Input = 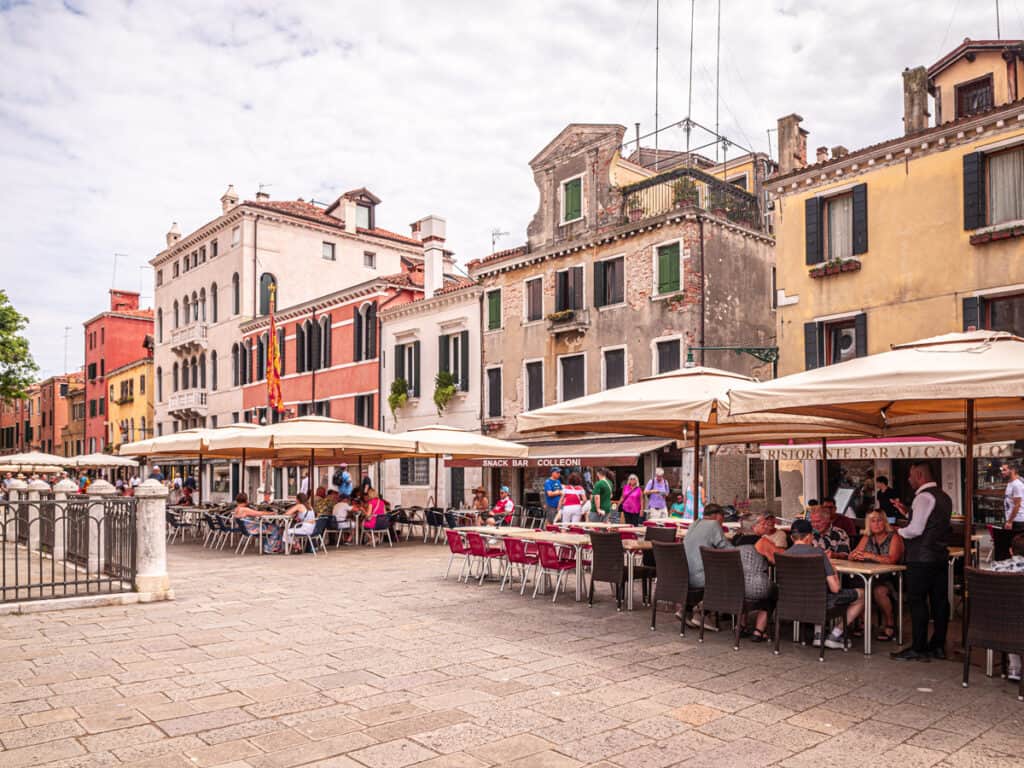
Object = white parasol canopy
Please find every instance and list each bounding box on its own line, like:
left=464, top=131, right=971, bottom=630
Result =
left=71, top=453, right=139, bottom=469
left=394, top=425, right=529, bottom=458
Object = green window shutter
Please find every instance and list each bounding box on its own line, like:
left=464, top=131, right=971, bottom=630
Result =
left=459, top=330, right=470, bottom=392
left=657, top=243, right=680, bottom=294
left=593, top=261, right=606, bottom=307
left=394, top=344, right=405, bottom=383
left=487, top=290, right=501, bottom=330
left=438, top=334, right=449, bottom=375
left=564, top=178, right=581, bottom=221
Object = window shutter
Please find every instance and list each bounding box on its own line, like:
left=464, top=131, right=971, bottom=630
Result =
left=487, top=369, right=502, bottom=418
left=565, top=178, right=581, bottom=220
left=394, top=344, right=405, bottom=383
left=322, top=317, right=331, bottom=367
left=963, top=152, right=986, bottom=230
left=412, top=341, right=421, bottom=397
left=962, top=296, right=982, bottom=331
left=593, top=261, right=606, bottom=307
left=805, top=197, right=823, bottom=265
left=555, top=271, right=568, bottom=312
left=459, top=330, right=470, bottom=392
left=487, top=291, right=501, bottom=329
left=854, top=313, right=868, bottom=358
left=438, top=334, right=449, bottom=375
left=852, top=184, right=868, bottom=255
left=295, top=324, right=305, bottom=373
left=310, top=321, right=321, bottom=371
left=804, top=321, right=821, bottom=370
left=353, top=311, right=363, bottom=362
left=658, top=244, right=680, bottom=294
left=366, top=304, right=377, bottom=357
left=277, top=328, right=285, bottom=376
left=572, top=266, right=584, bottom=309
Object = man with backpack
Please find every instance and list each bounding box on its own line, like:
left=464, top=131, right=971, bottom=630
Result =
left=333, top=464, right=353, bottom=496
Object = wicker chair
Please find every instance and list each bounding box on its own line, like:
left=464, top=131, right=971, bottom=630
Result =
left=991, top=529, right=1017, bottom=562
left=963, top=567, right=1024, bottom=701
left=698, top=547, right=774, bottom=650
left=772, top=552, right=849, bottom=662
left=650, top=542, right=703, bottom=635
left=588, top=531, right=629, bottom=611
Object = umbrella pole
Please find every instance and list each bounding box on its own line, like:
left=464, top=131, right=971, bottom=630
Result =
left=199, top=455, right=204, bottom=505
left=308, top=449, right=315, bottom=497
left=241, top=448, right=246, bottom=499
left=434, top=455, right=439, bottom=508
left=819, top=437, right=829, bottom=502
left=692, top=422, right=701, bottom=519
left=962, top=399, right=976, bottom=655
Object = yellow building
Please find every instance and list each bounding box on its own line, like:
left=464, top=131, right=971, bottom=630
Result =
left=769, top=38, right=1024, bottom=518
left=106, top=357, right=154, bottom=452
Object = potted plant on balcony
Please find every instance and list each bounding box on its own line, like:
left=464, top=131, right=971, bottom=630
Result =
left=627, top=200, right=645, bottom=222
left=433, top=371, right=458, bottom=416
left=387, top=378, right=409, bottom=419
left=671, top=178, right=699, bottom=209
left=546, top=309, right=575, bottom=323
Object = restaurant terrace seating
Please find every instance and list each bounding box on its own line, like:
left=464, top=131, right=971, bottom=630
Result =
left=963, top=567, right=1024, bottom=701
left=773, top=552, right=849, bottom=662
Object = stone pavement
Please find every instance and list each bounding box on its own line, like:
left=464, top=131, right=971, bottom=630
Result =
left=1, top=540, right=1021, bottom=768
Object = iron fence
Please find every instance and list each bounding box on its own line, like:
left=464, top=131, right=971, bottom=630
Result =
left=1, top=496, right=137, bottom=603
left=620, top=165, right=763, bottom=231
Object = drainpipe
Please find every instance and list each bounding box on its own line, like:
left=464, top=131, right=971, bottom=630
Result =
left=698, top=217, right=706, bottom=365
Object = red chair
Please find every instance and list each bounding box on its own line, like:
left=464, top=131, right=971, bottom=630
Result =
left=619, top=530, right=639, bottom=541
left=465, top=532, right=505, bottom=585
left=532, top=541, right=577, bottom=603
left=545, top=524, right=561, bottom=532
left=568, top=525, right=587, bottom=535
left=501, top=537, right=539, bottom=595
left=443, top=530, right=471, bottom=582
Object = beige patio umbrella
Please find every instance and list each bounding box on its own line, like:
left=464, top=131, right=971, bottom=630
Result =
left=0, top=452, right=69, bottom=472
left=391, top=425, right=529, bottom=506
left=517, top=366, right=875, bottom=516
left=72, top=453, right=139, bottom=469
left=726, top=330, right=1024, bottom=552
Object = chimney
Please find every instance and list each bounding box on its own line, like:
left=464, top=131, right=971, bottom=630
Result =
left=110, top=290, right=140, bottom=312
left=816, top=146, right=829, bottom=164
left=166, top=222, right=181, bottom=247
left=830, top=145, right=849, bottom=159
left=902, top=66, right=930, bottom=134
left=220, top=184, right=239, bottom=213
left=416, top=215, right=447, bottom=300
left=777, top=114, right=808, bottom=175
left=255, top=189, right=270, bottom=201
left=343, top=199, right=358, bottom=234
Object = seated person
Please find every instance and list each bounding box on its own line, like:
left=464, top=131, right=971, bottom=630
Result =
left=789, top=518, right=865, bottom=649
left=362, top=488, right=388, bottom=534
left=314, top=490, right=336, bottom=517
left=683, top=504, right=731, bottom=628
left=332, top=494, right=355, bottom=543
left=810, top=506, right=851, bottom=558
left=471, top=486, right=490, bottom=516
left=284, top=493, right=316, bottom=550
left=734, top=515, right=778, bottom=642
left=822, top=496, right=858, bottom=539
left=850, top=510, right=904, bottom=641
left=989, top=533, right=1024, bottom=683
left=486, top=486, right=515, bottom=525
left=233, top=493, right=282, bottom=553
left=179, top=485, right=194, bottom=506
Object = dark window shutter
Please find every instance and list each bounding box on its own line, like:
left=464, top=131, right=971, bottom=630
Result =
left=805, top=197, right=823, bottom=265
left=310, top=322, right=320, bottom=371
left=963, top=152, right=986, bottom=230
left=854, top=313, right=868, bottom=358
left=322, top=316, right=331, bottom=367
left=395, top=344, right=405, bottom=383
left=555, top=271, right=568, bottom=312
left=277, top=328, right=286, bottom=376
left=804, top=322, right=821, bottom=370
left=527, top=361, right=543, bottom=410
left=593, top=261, right=606, bottom=307
left=609, top=258, right=624, bottom=304
left=487, top=368, right=502, bottom=418
left=295, top=324, right=304, bottom=373
left=438, top=334, right=449, bottom=375
left=366, top=304, right=377, bottom=357
left=412, top=341, right=421, bottom=397
left=571, top=266, right=583, bottom=309
left=963, top=296, right=982, bottom=331
left=459, top=330, right=470, bottom=392
left=852, top=184, right=868, bottom=255
left=353, top=311, right=363, bottom=362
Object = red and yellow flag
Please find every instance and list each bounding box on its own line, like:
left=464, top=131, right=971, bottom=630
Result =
left=267, top=283, right=285, bottom=414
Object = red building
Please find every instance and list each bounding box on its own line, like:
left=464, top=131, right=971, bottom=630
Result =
left=0, top=387, right=36, bottom=455
left=38, top=373, right=83, bottom=455
left=238, top=268, right=423, bottom=428
left=83, top=290, right=153, bottom=452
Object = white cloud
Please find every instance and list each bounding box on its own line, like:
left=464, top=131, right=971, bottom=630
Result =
left=1, top=0, right=1020, bottom=376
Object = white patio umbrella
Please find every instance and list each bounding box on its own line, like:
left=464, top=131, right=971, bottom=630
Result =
left=391, top=425, right=529, bottom=506
left=0, top=452, right=69, bottom=473
left=72, top=453, right=139, bottom=469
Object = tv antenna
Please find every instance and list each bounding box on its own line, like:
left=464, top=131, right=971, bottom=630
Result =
left=258, top=182, right=272, bottom=196
left=112, top=253, right=128, bottom=288
left=63, top=326, right=70, bottom=374
left=491, top=228, right=509, bottom=252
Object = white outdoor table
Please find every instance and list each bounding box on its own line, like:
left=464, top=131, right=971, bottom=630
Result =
left=832, top=559, right=906, bottom=655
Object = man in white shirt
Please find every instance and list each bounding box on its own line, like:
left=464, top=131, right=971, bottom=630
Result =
left=1001, top=463, right=1024, bottom=530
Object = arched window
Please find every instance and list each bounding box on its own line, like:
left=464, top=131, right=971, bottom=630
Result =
left=156, top=367, right=162, bottom=401
left=140, top=416, right=146, bottom=438
left=242, top=340, right=252, bottom=384
left=199, top=288, right=207, bottom=322
left=353, top=302, right=377, bottom=361
left=319, top=315, right=331, bottom=369
left=277, top=327, right=286, bottom=376
left=210, top=283, right=218, bottom=322
left=183, top=295, right=190, bottom=325
left=173, top=301, right=180, bottom=329
left=210, top=351, right=218, bottom=390
left=172, top=362, right=179, bottom=392
left=259, top=273, right=278, bottom=315
left=295, top=322, right=305, bottom=373
left=231, top=344, right=239, bottom=387
left=191, top=356, right=198, bottom=388
left=199, top=353, right=207, bottom=388
left=256, top=334, right=267, bottom=380
left=157, top=309, right=163, bottom=343
left=232, top=273, right=240, bottom=314
left=303, top=319, right=315, bottom=372
left=191, top=291, right=199, bottom=322
left=129, top=417, right=135, bottom=442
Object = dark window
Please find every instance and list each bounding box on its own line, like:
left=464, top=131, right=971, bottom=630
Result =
left=438, top=331, right=470, bottom=391
left=353, top=303, right=377, bottom=362
left=525, top=277, right=543, bottom=321
left=399, top=457, right=430, bottom=486
left=486, top=368, right=502, bottom=418
left=322, top=242, right=336, bottom=261
left=210, top=283, right=218, bottom=322
left=560, top=354, right=585, bottom=401
left=256, top=336, right=266, bottom=381
left=210, top=351, right=218, bottom=390
left=87, top=362, right=97, bottom=380
left=525, top=361, right=543, bottom=411
left=258, top=273, right=277, bottom=315
left=98, top=397, right=104, bottom=415
left=594, top=256, right=624, bottom=307
left=231, top=344, right=239, bottom=387
left=210, top=239, right=218, bottom=258
left=969, top=293, right=1024, bottom=336
left=805, top=313, right=867, bottom=369
left=172, top=362, right=179, bottom=392
left=139, top=375, right=146, bottom=394
left=157, top=309, right=163, bottom=343
left=277, top=327, right=285, bottom=376
left=354, top=394, right=374, bottom=427
left=319, top=316, right=331, bottom=368
left=394, top=341, right=421, bottom=397
left=156, top=367, right=162, bottom=401
left=555, top=266, right=584, bottom=311
left=656, top=339, right=681, bottom=374
left=603, top=348, right=625, bottom=389
left=231, top=273, right=240, bottom=314
left=356, top=204, right=371, bottom=229
left=956, top=75, right=993, bottom=119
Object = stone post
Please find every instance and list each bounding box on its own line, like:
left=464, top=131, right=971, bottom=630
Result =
left=134, top=479, right=173, bottom=601
left=5, top=478, right=26, bottom=547
left=26, top=480, right=49, bottom=553
left=87, top=480, right=115, bottom=575
left=51, top=479, right=78, bottom=561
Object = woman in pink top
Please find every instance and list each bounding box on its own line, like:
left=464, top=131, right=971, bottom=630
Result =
left=619, top=474, right=644, bottom=526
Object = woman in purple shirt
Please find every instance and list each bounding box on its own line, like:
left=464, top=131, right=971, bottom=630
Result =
left=619, top=474, right=644, bottom=525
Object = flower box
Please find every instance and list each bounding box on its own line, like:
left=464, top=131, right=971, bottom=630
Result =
left=809, top=258, right=862, bottom=279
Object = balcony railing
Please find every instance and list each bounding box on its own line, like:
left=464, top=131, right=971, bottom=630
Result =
left=168, top=390, right=208, bottom=416
left=169, top=323, right=209, bottom=351
left=620, top=166, right=762, bottom=231
left=546, top=308, right=590, bottom=336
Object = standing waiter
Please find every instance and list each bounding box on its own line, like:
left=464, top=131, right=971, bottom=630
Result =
left=890, top=462, right=951, bottom=662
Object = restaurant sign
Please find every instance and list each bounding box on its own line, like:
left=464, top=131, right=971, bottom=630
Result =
left=759, top=441, right=1014, bottom=462
left=447, top=455, right=639, bottom=468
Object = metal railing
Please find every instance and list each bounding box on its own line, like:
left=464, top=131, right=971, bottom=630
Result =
left=1, top=496, right=137, bottom=603
left=619, top=166, right=763, bottom=231
left=169, top=390, right=208, bottom=414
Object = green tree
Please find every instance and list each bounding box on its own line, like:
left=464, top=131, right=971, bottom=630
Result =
left=0, top=290, right=38, bottom=401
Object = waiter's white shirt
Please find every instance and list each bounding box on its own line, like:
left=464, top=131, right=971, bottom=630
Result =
left=899, top=481, right=937, bottom=540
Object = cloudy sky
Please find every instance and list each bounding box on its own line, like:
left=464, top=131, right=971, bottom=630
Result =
left=2, top=0, right=1020, bottom=377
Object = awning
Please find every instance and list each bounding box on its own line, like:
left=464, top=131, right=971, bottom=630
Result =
left=447, top=436, right=674, bottom=468
left=759, top=438, right=1015, bottom=462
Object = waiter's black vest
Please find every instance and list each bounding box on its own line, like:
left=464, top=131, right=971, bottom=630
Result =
left=905, top=485, right=952, bottom=563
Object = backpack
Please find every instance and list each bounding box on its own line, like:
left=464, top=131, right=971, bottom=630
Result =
left=332, top=469, right=344, bottom=488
